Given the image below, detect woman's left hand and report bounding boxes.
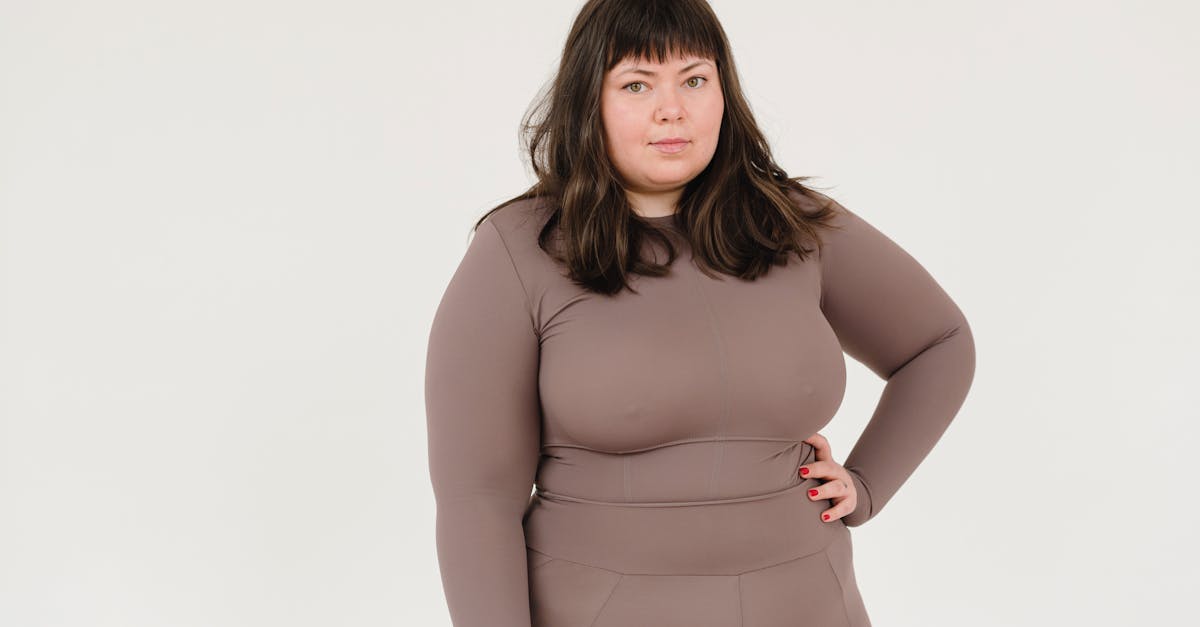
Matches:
[798,432,858,523]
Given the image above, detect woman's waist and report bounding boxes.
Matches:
[523,474,846,575]
[533,436,817,504]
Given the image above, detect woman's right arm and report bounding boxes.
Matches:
[425,218,541,627]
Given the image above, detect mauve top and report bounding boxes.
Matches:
[424,189,976,626]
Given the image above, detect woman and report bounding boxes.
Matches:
[424,0,976,625]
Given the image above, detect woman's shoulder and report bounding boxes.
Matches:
[474,195,566,290]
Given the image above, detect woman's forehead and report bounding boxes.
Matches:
[612,53,714,71]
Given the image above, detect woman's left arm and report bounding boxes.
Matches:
[816,195,977,527]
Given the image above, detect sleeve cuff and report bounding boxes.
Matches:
[841,467,874,528]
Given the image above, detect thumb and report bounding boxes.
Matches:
[803,433,832,462]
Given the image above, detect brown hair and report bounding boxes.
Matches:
[474,0,840,295]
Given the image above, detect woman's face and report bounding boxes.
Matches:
[600,54,724,200]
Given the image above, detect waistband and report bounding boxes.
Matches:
[523,468,846,575]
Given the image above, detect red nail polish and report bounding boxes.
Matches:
[808,489,818,497]
[799,467,809,475]
[823,514,830,521]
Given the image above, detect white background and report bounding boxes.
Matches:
[2,1,1197,625]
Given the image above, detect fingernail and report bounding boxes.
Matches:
[799,467,809,476]
[822,514,830,521]
[808,489,818,497]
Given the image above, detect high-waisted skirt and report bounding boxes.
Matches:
[522,470,872,627]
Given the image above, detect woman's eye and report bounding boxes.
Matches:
[623,76,708,93]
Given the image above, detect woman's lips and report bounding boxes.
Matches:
[651,140,689,154]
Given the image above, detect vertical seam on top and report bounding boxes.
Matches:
[685,265,729,499]
[623,456,632,502]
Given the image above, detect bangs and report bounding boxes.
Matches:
[602,0,724,70]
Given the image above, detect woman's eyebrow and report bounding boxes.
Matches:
[617,60,713,77]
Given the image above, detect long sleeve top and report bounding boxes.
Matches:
[424,191,976,626]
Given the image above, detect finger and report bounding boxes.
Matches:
[820,499,849,518]
[797,460,835,478]
[803,432,832,461]
[814,475,856,523]
[805,475,850,501]
[817,484,857,522]
[819,495,855,523]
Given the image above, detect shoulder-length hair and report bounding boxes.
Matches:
[474,0,841,295]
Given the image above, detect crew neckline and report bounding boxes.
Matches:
[639,213,678,225]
